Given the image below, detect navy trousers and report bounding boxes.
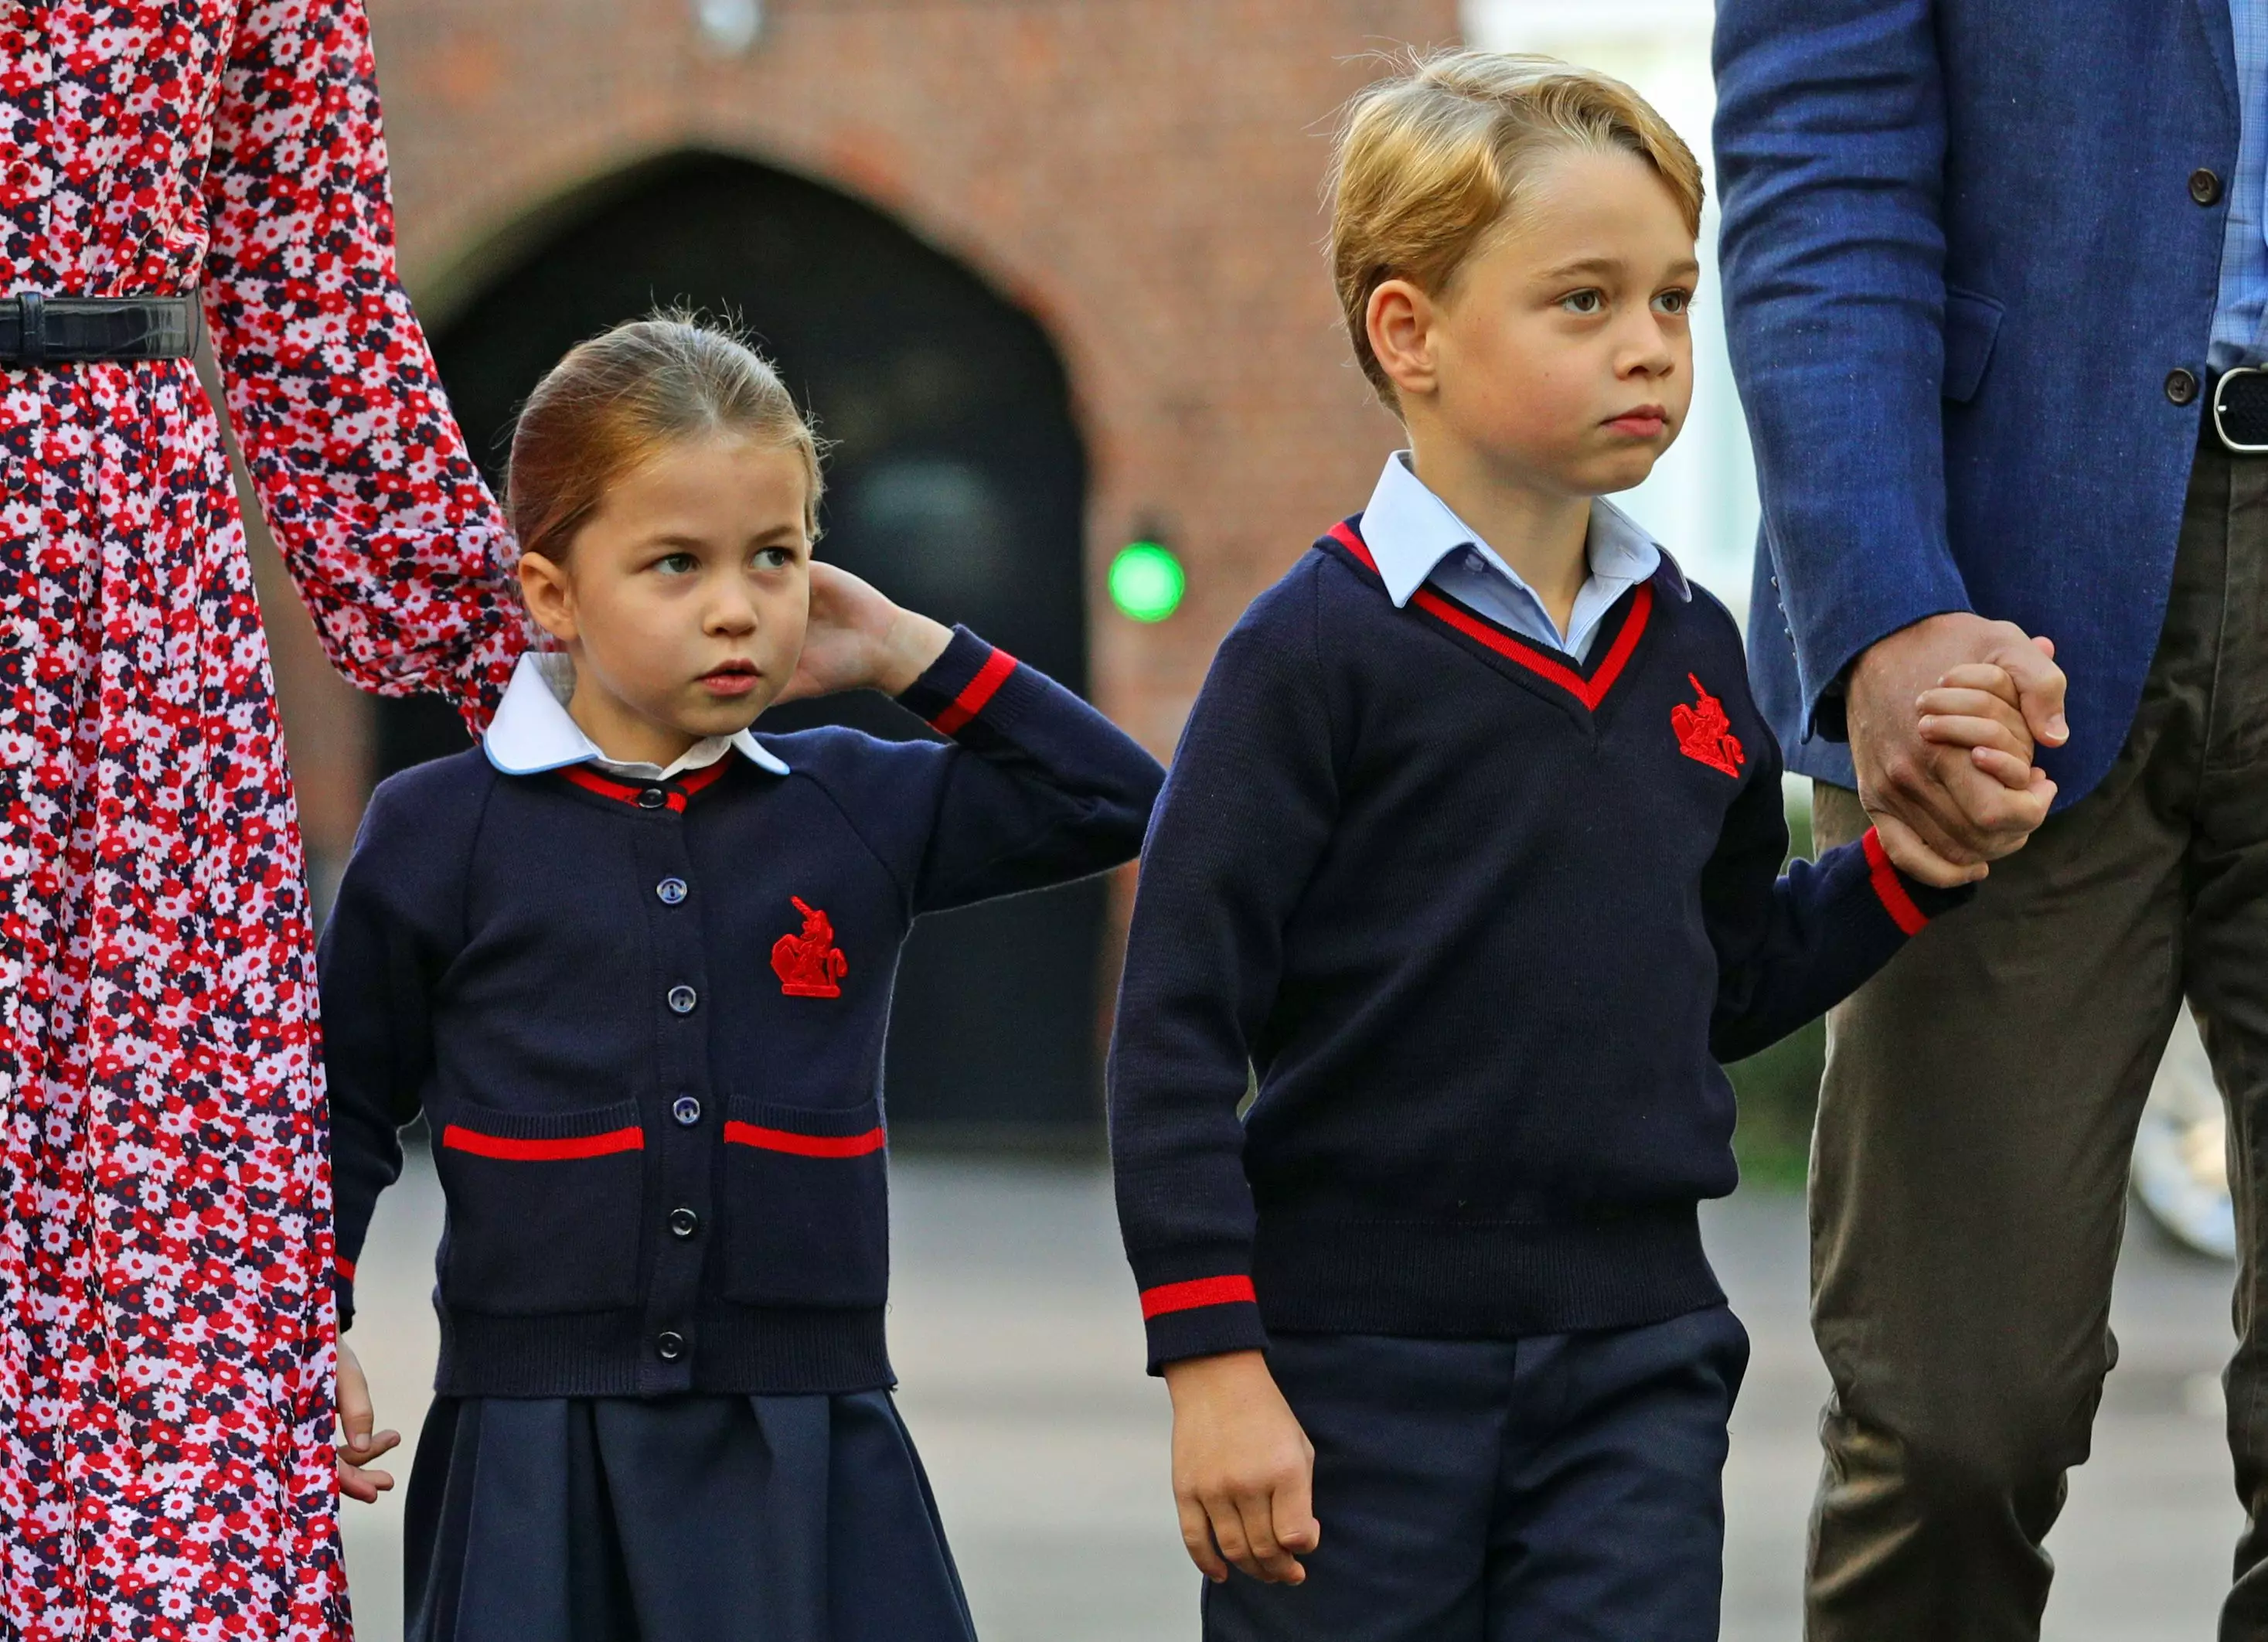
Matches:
[1204,1305,1749,1642]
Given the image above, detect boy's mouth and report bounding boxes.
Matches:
[699,659,762,697]
[1602,405,1669,439]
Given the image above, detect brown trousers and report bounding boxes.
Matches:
[1807,434,2268,1640]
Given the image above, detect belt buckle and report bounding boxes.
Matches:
[2215,365,2268,454]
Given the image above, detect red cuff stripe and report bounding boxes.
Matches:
[334,1255,356,1283]
[1139,1275,1258,1320]
[440,1124,646,1161]
[724,1121,887,1158]
[930,648,1020,736]
[1861,827,1930,937]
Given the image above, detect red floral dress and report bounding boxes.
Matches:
[0,3,521,1635]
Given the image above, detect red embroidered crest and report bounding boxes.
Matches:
[771,898,849,998]
[1672,673,1747,777]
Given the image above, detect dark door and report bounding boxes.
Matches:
[387,152,1102,1138]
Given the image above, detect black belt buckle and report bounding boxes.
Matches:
[2215,366,2268,454]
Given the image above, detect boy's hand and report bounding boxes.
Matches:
[1161,1350,1319,1585]
[774,563,952,703]
[335,1338,401,1504]
[1916,663,2059,809]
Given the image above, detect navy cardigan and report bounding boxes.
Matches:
[1109,523,1969,1371]
[323,629,1163,1397]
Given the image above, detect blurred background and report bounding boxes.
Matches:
[229,0,2238,1633]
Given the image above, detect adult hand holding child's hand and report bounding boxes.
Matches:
[1162,1351,1320,1586]
[1849,614,2069,886]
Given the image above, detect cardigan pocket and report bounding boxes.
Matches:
[432,1099,646,1315]
[720,1097,890,1308]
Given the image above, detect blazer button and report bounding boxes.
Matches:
[2166,367,2201,406]
[667,984,698,1014]
[656,877,689,904]
[637,787,668,809]
[2192,168,2224,206]
[655,1330,686,1361]
[669,1208,700,1238]
[672,1095,702,1126]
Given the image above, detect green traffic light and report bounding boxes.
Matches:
[1109,540,1185,622]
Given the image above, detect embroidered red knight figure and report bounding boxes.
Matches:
[1672,673,1746,778]
[771,897,849,998]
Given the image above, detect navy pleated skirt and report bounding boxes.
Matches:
[403,1391,978,1642]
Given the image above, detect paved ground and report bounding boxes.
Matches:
[340,1150,2239,1640]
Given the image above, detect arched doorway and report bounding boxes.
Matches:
[390,151,1101,1137]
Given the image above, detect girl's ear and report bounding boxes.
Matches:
[517,550,580,645]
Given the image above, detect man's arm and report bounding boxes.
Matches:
[1715,0,2066,877]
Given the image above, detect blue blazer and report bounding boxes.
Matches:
[1715,0,2236,802]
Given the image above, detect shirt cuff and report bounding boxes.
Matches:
[896,626,1033,738]
[1861,826,1976,935]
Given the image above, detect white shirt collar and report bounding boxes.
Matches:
[483,652,791,779]
[1358,451,1664,615]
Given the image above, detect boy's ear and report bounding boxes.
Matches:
[1366,278,1439,402]
[516,550,579,645]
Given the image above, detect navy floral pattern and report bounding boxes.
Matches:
[0,2,521,1633]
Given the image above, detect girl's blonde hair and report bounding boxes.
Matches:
[1328,49,1705,407]
[506,310,823,564]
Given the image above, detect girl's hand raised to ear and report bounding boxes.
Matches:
[774,563,953,704]
[335,1338,402,1504]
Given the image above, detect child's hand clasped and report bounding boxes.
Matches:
[335,1339,401,1504]
[1916,660,2060,812]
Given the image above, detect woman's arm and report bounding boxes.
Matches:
[201,0,524,727]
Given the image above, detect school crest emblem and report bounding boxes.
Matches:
[1672,673,1746,778]
[771,897,849,998]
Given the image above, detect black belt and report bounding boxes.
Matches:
[2212,365,2268,453]
[0,295,196,366]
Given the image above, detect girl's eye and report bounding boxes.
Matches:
[754,547,794,571]
[654,552,700,576]
[1561,289,1605,315]
[1654,288,1693,315]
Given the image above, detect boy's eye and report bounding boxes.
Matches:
[1560,289,1606,315]
[1654,288,1693,315]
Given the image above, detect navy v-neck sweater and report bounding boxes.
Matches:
[1108,521,1967,1370]
[322,629,1163,1397]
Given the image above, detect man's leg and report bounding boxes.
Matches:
[1803,451,2225,1640]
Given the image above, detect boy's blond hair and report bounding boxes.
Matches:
[1329,49,1704,406]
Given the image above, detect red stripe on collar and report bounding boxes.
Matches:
[1330,519,1653,713]
[559,761,730,812]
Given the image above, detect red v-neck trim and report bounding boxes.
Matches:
[1326,520,1654,714]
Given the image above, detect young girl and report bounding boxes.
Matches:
[319,315,1165,1640]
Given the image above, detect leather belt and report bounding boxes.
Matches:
[2213,365,2268,454]
[0,295,197,366]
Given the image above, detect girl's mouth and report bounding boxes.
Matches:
[700,663,761,697]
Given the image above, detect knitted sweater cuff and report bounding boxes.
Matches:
[1860,826,1976,934]
[897,625,1035,738]
[1132,1266,1271,1374]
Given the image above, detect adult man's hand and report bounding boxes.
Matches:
[1847,613,2069,886]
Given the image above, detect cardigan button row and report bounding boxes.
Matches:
[656,877,688,905]
[672,1095,702,1126]
[667,985,698,1014]
[636,787,669,810]
[669,1207,700,1238]
[655,1330,686,1361]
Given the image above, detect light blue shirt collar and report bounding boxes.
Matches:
[483,652,791,778]
[1358,452,1664,661]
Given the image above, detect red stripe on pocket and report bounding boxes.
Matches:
[1139,1275,1258,1320]
[439,1124,647,1161]
[724,1121,888,1159]
[929,649,1020,736]
[1861,827,1930,936]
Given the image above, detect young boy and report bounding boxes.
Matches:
[1105,51,2061,1640]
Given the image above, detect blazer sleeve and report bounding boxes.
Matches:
[1106,566,1341,1371]
[1713,0,1970,738]
[891,627,1165,913]
[1703,728,1970,1063]
[202,0,525,729]
[318,770,478,1328]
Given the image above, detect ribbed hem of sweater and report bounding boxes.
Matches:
[1252,1205,1722,1340]
[433,1303,893,1397]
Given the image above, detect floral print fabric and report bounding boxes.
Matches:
[0,2,521,1634]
